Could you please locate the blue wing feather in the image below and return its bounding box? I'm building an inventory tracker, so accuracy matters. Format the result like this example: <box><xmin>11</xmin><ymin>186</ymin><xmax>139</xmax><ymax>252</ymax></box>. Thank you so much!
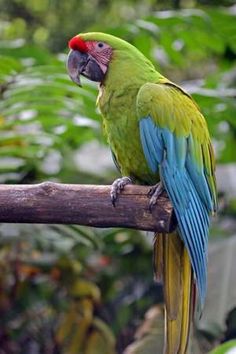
<box><xmin>139</xmin><ymin>118</ymin><xmax>163</xmax><ymax>173</ymax></box>
<box><xmin>186</xmin><ymin>135</ymin><xmax>213</xmax><ymax>211</ymax></box>
<box><xmin>139</xmin><ymin>116</ymin><xmax>210</xmax><ymax>305</ymax></box>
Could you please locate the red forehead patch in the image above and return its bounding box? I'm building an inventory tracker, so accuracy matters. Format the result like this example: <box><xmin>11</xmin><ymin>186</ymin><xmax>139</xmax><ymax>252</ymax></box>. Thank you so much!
<box><xmin>68</xmin><ymin>36</ymin><xmax>88</xmax><ymax>52</ymax></box>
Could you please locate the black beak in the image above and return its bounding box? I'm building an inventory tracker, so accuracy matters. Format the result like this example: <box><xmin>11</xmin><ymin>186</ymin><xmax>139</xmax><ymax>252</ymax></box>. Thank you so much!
<box><xmin>67</xmin><ymin>50</ymin><xmax>105</xmax><ymax>86</ymax></box>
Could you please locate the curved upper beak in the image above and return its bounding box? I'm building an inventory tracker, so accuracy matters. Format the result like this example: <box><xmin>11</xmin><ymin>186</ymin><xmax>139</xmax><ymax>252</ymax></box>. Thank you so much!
<box><xmin>67</xmin><ymin>50</ymin><xmax>105</xmax><ymax>86</ymax></box>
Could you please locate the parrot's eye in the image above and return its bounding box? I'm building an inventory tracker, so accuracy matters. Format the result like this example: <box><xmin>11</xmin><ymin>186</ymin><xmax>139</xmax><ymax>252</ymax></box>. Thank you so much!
<box><xmin>98</xmin><ymin>42</ymin><xmax>104</xmax><ymax>48</ymax></box>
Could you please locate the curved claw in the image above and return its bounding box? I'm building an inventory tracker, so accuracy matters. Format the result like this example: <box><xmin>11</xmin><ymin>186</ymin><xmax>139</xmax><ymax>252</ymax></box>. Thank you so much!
<box><xmin>110</xmin><ymin>177</ymin><xmax>132</xmax><ymax>206</ymax></box>
<box><xmin>148</xmin><ymin>181</ymin><xmax>165</xmax><ymax>211</ymax></box>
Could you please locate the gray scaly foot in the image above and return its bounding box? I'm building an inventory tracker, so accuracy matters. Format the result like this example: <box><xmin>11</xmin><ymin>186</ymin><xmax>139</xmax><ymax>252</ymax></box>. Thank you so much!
<box><xmin>148</xmin><ymin>181</ymin><xmax>165</xmax><ymax>211</ymax></box>
<box><xmin>110</xmin><ymin>176</ymin><xmax>132</xmax><ymax>206</ymax></box>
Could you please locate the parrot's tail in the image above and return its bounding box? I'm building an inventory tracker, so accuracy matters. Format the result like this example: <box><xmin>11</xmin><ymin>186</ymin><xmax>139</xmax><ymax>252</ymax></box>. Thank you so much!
<box><xmin>154</xmin><ymin>232</ymin><xmax>195</xmax><ymax>354</ymax></box>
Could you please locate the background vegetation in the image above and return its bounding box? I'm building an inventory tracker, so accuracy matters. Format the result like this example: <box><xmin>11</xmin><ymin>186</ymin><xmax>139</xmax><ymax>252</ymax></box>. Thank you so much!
<box><xmin>0</xmin><ymin>0</ymin><xmax>235</xmax><ymax>353</ymax></box>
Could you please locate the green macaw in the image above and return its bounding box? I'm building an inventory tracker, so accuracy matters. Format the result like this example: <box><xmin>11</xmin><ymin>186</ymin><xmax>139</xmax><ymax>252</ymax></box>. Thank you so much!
<box><xmin>67</xmin><ymin>33</ymin><xmax>217</xmax><ymax>354</ymax></box>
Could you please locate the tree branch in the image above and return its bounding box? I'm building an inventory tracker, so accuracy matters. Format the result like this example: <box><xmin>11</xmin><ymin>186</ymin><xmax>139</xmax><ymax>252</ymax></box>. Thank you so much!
<box><xmin>0</xmin><ymin>182</ymin><xmax>176</xmax><ymax>233</ymax></box>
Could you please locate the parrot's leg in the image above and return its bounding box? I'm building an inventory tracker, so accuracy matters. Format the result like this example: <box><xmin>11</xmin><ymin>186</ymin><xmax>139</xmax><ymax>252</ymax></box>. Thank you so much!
<box><xmin>110</xmin><ymin>176</ymin><xmax>133</xmax><ymax>206</ymax></box>
<box><xmin>148</xmin><ymin>181</ymin><xmax>165</xmax><ymax>210</ymax></box>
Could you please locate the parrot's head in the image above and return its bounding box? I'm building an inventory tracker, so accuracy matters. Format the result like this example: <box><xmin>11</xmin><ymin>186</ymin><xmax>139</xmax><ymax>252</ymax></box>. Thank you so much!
<box><xmin>67</xmin><ymin>32</ymin><xmax>155</xmax><ymax>86</ymax></box>
<box><xmin>67</xmin><ymin>33</ymin><xmax>113</xmax><ymax>86</ymax></box>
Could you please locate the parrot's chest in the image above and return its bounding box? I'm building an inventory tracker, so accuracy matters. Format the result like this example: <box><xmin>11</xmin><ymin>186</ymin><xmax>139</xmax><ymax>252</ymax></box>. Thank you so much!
<box><xmin>98</xmin><ymin>87</ymin><xmax>158</xmax><ymax>184</ymax></box>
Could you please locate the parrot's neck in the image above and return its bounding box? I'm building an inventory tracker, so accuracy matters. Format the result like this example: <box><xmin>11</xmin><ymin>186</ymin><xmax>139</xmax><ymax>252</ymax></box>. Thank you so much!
<box><xmin>102</xmin><ymin>50</ymin><xmax>163</xmax><ymax>92</ymax></box>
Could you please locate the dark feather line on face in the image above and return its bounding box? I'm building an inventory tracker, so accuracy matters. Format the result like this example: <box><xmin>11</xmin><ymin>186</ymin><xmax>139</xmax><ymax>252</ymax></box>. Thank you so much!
<box><xmin>88</xmin><ymin>43</ymin><xmax>112</xmax><ymax>66</ymax></box>
<box><xmin>94</xmin><ymin>52</ymin><xmax>111</xmax><ymax>65</ymax></box>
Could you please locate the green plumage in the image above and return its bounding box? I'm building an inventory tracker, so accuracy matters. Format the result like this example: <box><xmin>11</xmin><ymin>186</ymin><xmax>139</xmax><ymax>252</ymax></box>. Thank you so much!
<box><xmin>80</xmin><ymin>32</ymin><xmax>162</xmax><ymax>183</ymax></box>
<box><xmin>73</xmin><ymin>32</ymin><xmax>217</xmax><ymax>354</ymax></box>
<box><xmin>80</xmin><ymin>33</ymin><xmax>216</xmax><ymax>210</ymax></box>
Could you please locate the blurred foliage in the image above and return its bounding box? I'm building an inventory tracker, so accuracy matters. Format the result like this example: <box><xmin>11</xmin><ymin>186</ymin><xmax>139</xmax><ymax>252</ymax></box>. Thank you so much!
<box><xmin>123</xmin><ymin>305</ymin><xmax>164</xmax><ymax>354</ymax></box>
<box><xmin>0</xmin><ymin>0</ymin><xmax>236</xmax><ymax>353</ymax></box>
<box><xmin>0</xmin><ymin>47</ymin><xmax>103</xmax><ymax>184</ymax></box>
<box><xmin>1</xmin><ymin>0</ymin><xmax>234</xmax><ymax>52</ymax></box>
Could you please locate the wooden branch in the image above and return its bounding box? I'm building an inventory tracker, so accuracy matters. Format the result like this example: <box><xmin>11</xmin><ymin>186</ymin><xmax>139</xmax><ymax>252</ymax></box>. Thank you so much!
<box><xmin>0</xmin><ymin>182</ymin><xmax>176</xmax><ymax>233</ymax></box>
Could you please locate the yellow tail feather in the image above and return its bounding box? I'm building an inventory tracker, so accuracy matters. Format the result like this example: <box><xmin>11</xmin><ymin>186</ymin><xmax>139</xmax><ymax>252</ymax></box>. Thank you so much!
<box><xmin>154</xmin><ymin>232</ymin><xmax>194</xmax><ymax>354</ymax></box>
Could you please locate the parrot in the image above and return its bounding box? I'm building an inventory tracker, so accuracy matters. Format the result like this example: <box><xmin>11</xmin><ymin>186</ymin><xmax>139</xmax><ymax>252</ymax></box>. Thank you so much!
<box><xmin>67</xmin><ymin>32</ymin><xmax>217</xmax><ymax>354</ymax></box>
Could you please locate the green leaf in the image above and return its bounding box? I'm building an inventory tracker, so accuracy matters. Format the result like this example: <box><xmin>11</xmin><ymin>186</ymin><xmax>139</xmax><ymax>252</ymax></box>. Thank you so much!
<box><xmin>208</xmin><ymin>340</ymin><xmax>236</xmax><ymax>354</ymax></box>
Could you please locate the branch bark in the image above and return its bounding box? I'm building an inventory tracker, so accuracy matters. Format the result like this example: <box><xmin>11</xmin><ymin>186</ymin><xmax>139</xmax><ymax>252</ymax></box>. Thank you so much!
<box><xmin>0</xmin><ymin>182</ymin><xmax>176</xmax><ymax>233</ymax></box>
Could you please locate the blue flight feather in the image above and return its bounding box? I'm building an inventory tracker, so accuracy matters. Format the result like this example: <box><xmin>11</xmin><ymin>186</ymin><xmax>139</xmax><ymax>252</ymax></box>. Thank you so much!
<box><xmin>139</xmin><ymin>118</ymin><xmax>163</xmax><ymax>173</ymax></box>
<box><xmin>139</xmin><ymin>116</ymin><xmax>210</xmax><ymax>305</ymax></box>
<box><xmin>186</xmin><ymin>135</ymin><xmax>213</xmax><ymax>212</ymax></box>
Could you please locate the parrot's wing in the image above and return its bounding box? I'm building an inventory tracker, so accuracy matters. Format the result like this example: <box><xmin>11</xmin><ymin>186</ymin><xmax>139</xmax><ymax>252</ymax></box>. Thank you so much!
<box><xmin>137</xmin><ymin>82</ymin><xmax>217</xmax><ymax>305</ymax></box>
